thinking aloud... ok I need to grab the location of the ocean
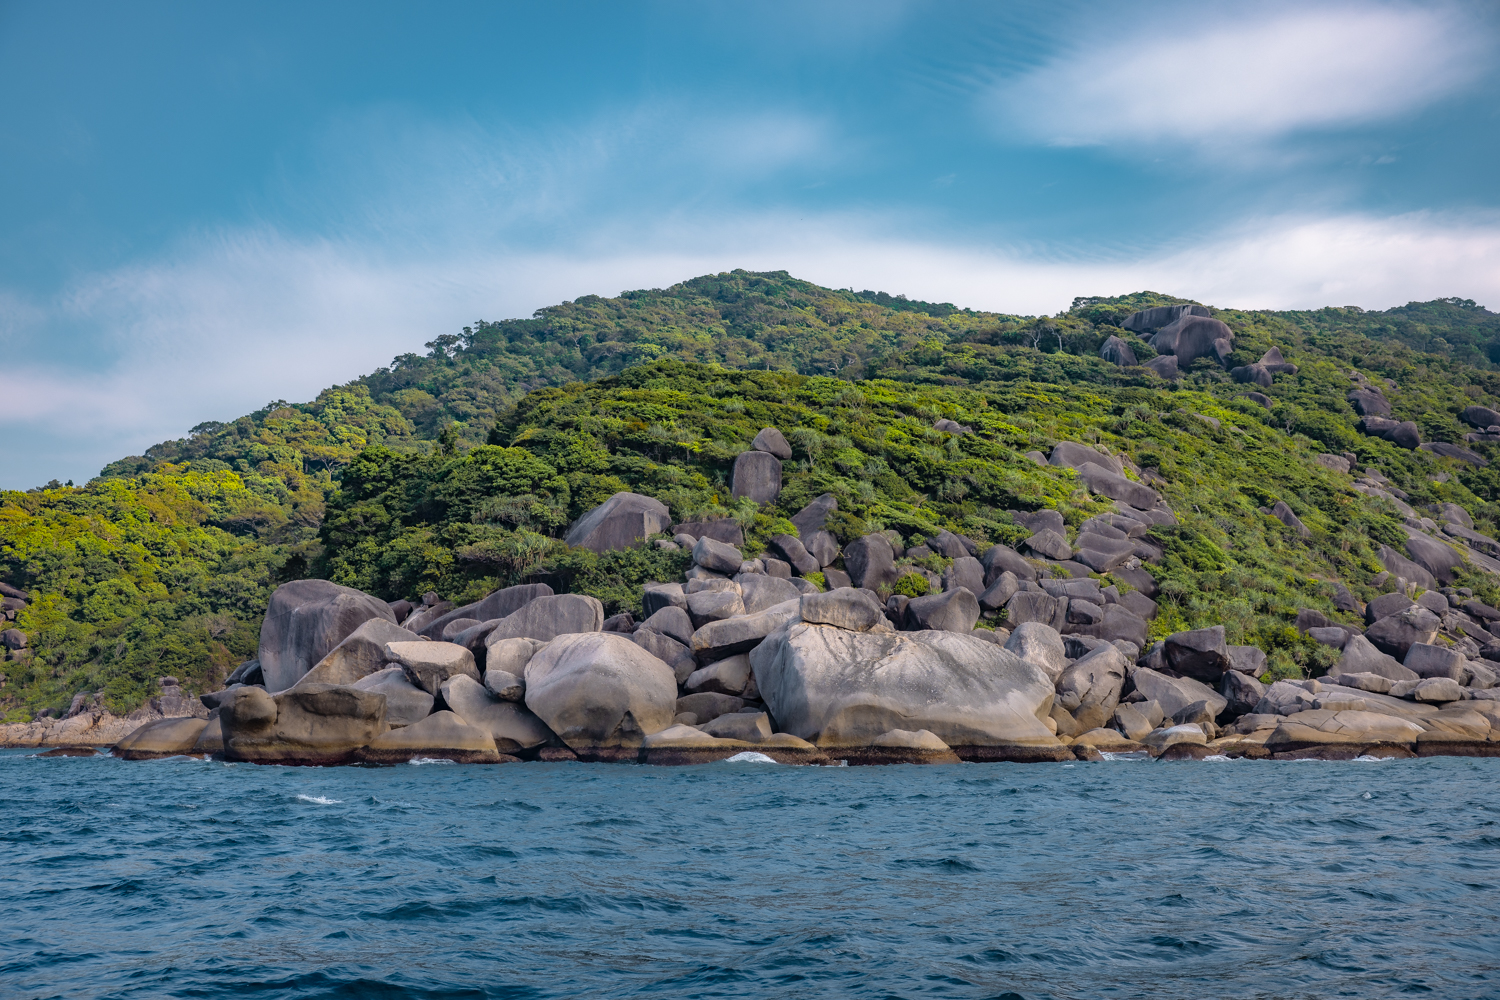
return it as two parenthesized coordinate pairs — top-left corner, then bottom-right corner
(3, 750), (1497, 999)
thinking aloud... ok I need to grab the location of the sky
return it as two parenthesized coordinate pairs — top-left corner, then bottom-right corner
(2, 0), (1499, 488)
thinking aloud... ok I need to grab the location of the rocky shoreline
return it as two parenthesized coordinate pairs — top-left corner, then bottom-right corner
(5, 426), (1500, 766)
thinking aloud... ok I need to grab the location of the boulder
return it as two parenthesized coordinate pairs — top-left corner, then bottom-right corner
(675, 692), (744, 724)
(1056, 644), (1127, 731)
(1232, 363), (1273, 387)
(800, 588), (888, 632)
(978, 572), (1020, 612)
(1221, 670), (1266, 716)
(257, 580), (398, 692)
(1122, 303), (1209, 332)
(418, 583), (554, 639)
(385, 641), (480, 696)
(1226, 645), (1267, 676)
(1164, 626), (1229, 683)
(751, 623), (1058, 748)
(1403, 532), (1464, 584)
(192, 716), (224, 754)
(486, 637), (540, 686)
(1314, 454), (1351, 474)
(564, 492), (671, 554)
(524, 632), (678, 754)
(729, 575), (796, 615)
(672, 518), (744, 546)
(686, 589), (747, 630)
(642, 582), (688, 616)
(844, 533), (900, 590)
(790, 494), (838, 536)
(1435, 502), (1474, 529)
(352, 666), (436, 726)
(1412, 677), (1463, 703)
(1267, 709), (1423, 749)
(1364, 605), (1441, 659)
(1021, 529), (1071, 561)
(731, 450), (782, 503)
(1404, 642), (1466, 680)
(685, 653), (753, 695)
(293, 618), (420, 689)
(982, 544), (1036, 584)
(751, 427), (793, 459)
(690, 599), (802, 662)
(1365, 592), (1415, 625)
(1330, 671), (1393, 694)
(1141, 725), (1208, 751)
(902, 588), (980, 633)
(1049, 442), (1123, 475)
(1064, 603), (1150, 648)
(485, 594), (605, 644)
(1012, 509), (1068, 534)
(1461, 405), (1500, 428)
(484, 669), (525, 702)
(113, 717), (210, 760)
(402, 600), (454, 635)
(1130, 668), (1227, 719)
(639, 605), (695, 646)
(1271, 500), (1311, 538)
(1421, 442), (1487, 466)
(1005, 591), (1061, 629)
(221, 683), (387, 765)
(354, 711), (507, 764)
(1099, 335), (1137, 367)
(1329, 635), (1419, 682)
(768, 534), (820, 576)
(631, 629), (697, 684)
(1, 627), (27, 650)
(1347, 389), (1391, 416)
(1377, 545), (1436, 591)
(701, 711), (772, 742)
(1073, 465), (1161, 511)
(1143, 355), (1179, 380)
(691, 536), (743, 574)
(803, 531), (839, 568)
(1116, 590), (1157, 622)
(1258, 347), (1298, 374)
(1154, 315), (1233, 366)
(439, 674), (554, 751)
(1004, 621), (1067, 682)
(1072, 536), (1135, 573)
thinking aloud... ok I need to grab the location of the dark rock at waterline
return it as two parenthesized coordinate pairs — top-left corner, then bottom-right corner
(222, 683), (388, 766)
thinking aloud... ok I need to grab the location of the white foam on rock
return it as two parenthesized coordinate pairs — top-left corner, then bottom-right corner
(722, 751), (778, 764)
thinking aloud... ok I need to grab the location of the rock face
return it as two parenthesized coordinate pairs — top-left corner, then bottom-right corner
(485, 594), (605, 644)
(751, 622), (1057, 748)
(523, 632), (678, 753)
(752, 427), (793, 459)
(1122, 304), (1209, 332)
(731, 450), (782, 503)
(440, 674), (555, 751)
(845, 533), (900, 590)
(355, 711), (505, 764)
(294, 619), (419, 689)
(113, 717), (209, 759)
(352, 666), (434, 726)
(1099, 336), (1138, 366)
(258, 580), (397, 692)
(564, 492), (671, 554)
(221, 683), (387, 765)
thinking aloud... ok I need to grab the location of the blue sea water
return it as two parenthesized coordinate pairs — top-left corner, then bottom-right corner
(3, 751), (1498, 1000)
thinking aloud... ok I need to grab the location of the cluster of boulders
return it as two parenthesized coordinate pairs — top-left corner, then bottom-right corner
(1, 581), (28, 659)
(1099, 304), (1238, 380)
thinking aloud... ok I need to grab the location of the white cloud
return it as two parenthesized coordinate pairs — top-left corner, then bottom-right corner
(5, 208), (1500, 488)
(991, 4), (1490, 151)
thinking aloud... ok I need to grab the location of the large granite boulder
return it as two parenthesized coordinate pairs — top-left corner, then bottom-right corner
(902, 588), (981, 633)
(790, 494), (838, 536)
(221, 683), (387, 765)
(800, 588), (888, 632)
(750, 622), (1058, 749)
(1221, 670), (1266, 717)
(354, 711), (506, 764)
(1377, 545), (1436, 591)
(1005, 591), (1062, 629)
(1049, 441), (1123, 475)
(385, 640), (480, 696)
(439, 674), (554, 752)
(258, 580), (398, 692)
(632, 628), (696, 684)
(1004, 621), (1067, 681)
(1154, 315), (1233, 366)
(731, 451), (782, 503)
(1349, 389), (1392, 417)
(752, 427), (793, 459)
(1099, 335), (1138, 367)
(1164, 626), (1229, 683)
(417, 583), (553, 639)
(564, 492), (671, 554)
(672, 518), (744, 545)
(768, 534), (820, 576)
(113, 717), (210, 760)
(293, 618), (419, 689)
(1122, 303), (1209, 332)
(638, 605), (694, 645)
(690, 599), (802, 662)
(1403, 532), (1464, 584)
(351, 666), (434, 726)
(844, 533), (900, 590)
(739, 574), (803, 614)
(1055, 644), (1127, 731)
(484, 594), (604, 644)
(1364, 605), (1441, 659)
(1130, 668), (1227, 719)
(1073, 465), (1161, 510)
(523, 632), (678, 755)
(1267, 709), (1424, 750)
(982, 544), (1036, 583)
(693, 536), (744, 574)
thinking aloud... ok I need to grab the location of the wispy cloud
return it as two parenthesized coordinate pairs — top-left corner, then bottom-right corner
(991, 3), (1491, 153)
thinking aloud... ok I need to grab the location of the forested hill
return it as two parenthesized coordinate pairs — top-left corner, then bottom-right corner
(4, 269), (1500, 720)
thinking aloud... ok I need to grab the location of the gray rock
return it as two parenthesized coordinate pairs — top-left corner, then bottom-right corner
(1073, 465), (1161, 510)
(1144, 354), (1179, 380)
(1049, 442), (1123, 475)
(441, 618), (483, 640)
(1377, 545), (1436, 591)
(685, 653), (753, 696)
(1022, 529), (1072, 561)
(686, 589), (746, 629)
(1415, 591), (1449, 615)
(292, 618), (420, 689)
(790, 577), (821, 595)
(642, 582), (687, 617)
(440, 674), (554, 751)
(751, 623), (1059, 748)
(1164, 626), (1230, 683)
(1154, 315), (1233, 367)
(257, 580), (398, 693)
(632, 629), (697, 684)
(1099, 335), (1137, 366)
(1067, 600), (1103, 625)
(903, 588), (981, 633)
(486, 594), (605, 644)
(1329, 635), (1420, 682)
(113, 717), (210, 760)
(2, 627), (28, 650)
(790, 494), (838, 536)
(1226, 645), (1267, 676)
(1314, 454), (1351, 474)
(1404, 531), (1464, 584)
(729, 574), (796, 615)
(1114, 702), (1153, 741)
(978, 571), (1020, 612)
(1004, 621), (1067, 681)
(222, 683), (388, 766)
(731, 450), (782, 503)
(1121, 303), (1210, 332)
(693, 536), (744, 574)
(845, 533), (900, 590)
(1232, 363), (1273, 387)
(691, 599), (802, 662)
(1170, 700), (1218, 728)
(673, 518), (743, 546)
(768, 534), (820, 576)
(524, 632), (678, 751)
(350, 666), (436, 726)
(1005, 591), (1061, 629)
(982, 544), (1036, 584)
(1412, 677), (1463, 703)
(639, 606), (694, 646)
(1348, 389), (1391, 416)
(674, 692), (744, 724)
(354, 710), (504, 765)
(752, 427), (792, 459)
(484, 668), (526, 702)
(1366, 592), (1415, 625)
(1271, 500), (1311, 538)
(1012, 509), (1068, 535)
(1118, 590), (1158, 621)
(823, 567), (852, 590)
(1330, 671), (1393, 694)
(1364, 605), (1441, 659)
(1056, 644), (1128, 731)
(1131, 668), (1227, 719)
(803, 531), (839, 568)
(702, 711), (772, 742)
(1221, 670), (1266, 716)
(386, 640), (481, 697)
(564, 492), (671, 554)
(1404, 642), (1466, 680)
(418, 583), (553, 640)
(800, 588), (888, 632)
(1258, 346), (1298, 374)
(943, 556), (985, 594)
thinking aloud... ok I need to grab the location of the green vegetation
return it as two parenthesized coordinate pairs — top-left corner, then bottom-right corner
(6, 269), (1500, 719)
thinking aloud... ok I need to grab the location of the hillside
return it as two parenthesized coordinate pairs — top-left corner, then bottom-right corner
(5, 270), (1500, 721)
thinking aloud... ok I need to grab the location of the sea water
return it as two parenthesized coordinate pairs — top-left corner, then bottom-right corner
(3, 750), (1498, 999)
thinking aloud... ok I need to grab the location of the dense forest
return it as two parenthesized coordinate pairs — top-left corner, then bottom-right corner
(5, 270), (1500, 720)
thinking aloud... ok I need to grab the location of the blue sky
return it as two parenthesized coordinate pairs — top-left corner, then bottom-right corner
(2, 0), (1499, 487)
